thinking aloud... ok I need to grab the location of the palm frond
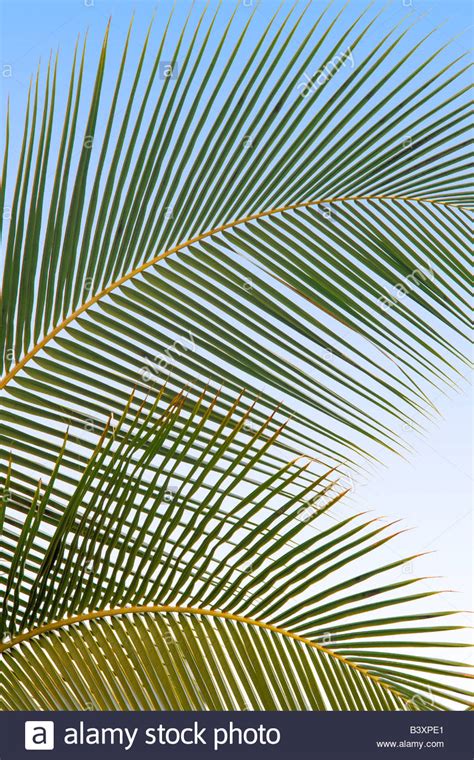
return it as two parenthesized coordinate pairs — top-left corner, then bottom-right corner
(1, 391), (472, 710)
(0, 3), (471, 507)
(1, 2), (472, 713)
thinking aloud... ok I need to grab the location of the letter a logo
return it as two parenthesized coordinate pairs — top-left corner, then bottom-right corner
(25, 721), (55, 750)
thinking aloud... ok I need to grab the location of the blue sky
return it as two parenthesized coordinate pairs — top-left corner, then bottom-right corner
(1, 0), (472, 634)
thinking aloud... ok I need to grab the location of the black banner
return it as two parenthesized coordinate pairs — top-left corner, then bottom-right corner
(1, 710), (472, 759)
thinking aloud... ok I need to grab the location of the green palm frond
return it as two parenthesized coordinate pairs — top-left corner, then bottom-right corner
(1, 2), (472, 714)
(1, 390), (472, 710)
(0, 3), (471, 506)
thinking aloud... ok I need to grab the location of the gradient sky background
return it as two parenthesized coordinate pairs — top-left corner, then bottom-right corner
(1, 0), (472, 636)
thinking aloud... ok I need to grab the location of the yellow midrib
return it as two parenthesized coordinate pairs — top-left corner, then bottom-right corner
(0, 602), (408, 706)
(0, 192), (465, 390)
